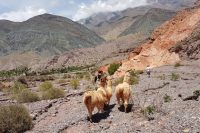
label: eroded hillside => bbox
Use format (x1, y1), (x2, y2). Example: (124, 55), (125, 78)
(115, 6), (200, 77)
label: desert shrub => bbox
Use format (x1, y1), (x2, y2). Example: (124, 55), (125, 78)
(39, 81), (65, 100)
(163, 94), (172, 103)
(129, 70), (139, 85)
(39, 81), (53, 91)
(14, 89), (40, 103)
(70, 79), (80, 89)
(11, 82), (39, 103)
(171, 73), (180, 81)
(0, 104), (33, 133)
(11, 82), (26, 94)
(108, 63), (120, 75)
(41, 88), (65, 100)
(58, 79), (67, 84)
(157, 74), (166, 80)
(142, 106), (155, 120)
(113, 76), (124, 86)
(174, 62), (182, 68)
(193, 90), (200, 96)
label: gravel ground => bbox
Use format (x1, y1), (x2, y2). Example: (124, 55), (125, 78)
(1, 60), (200, 133)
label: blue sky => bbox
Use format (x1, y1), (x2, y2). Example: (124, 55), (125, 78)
(0, 0), (147, 22)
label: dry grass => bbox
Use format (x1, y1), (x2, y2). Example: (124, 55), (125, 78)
(0, 104), (33, 133)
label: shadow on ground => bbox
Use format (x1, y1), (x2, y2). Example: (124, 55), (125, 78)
(118, 103), (133, 113)
(89, 104), (116, 123)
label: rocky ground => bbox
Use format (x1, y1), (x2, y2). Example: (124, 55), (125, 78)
(0, 60), (200, 133)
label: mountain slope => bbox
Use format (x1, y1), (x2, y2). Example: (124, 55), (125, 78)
(0, 14), (104, 57)
(170, 23), (200, 60)
(119, 8), (176, 39)
(114, 5), (200, 76)
(79, 6), (153, 40)
(147, 0), (198, 9)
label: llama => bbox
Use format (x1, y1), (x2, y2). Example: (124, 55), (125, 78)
(105, 76), (112, 105)
(83, 77), (108, 122)
(115, 72), (132, 113)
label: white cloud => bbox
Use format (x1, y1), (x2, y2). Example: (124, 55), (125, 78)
(0, 7), (47, 22)
(73, 0), (147, 21)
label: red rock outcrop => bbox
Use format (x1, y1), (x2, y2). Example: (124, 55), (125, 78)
(115, 6), (200, 77)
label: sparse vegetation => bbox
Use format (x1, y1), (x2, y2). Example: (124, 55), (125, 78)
(11, 82), (26, 94)
(174, 62), (183, 68)
(142, 106), (155, 120)
(171, 73), (180, 81)
(0, 104), (33, 133)
(157, 74), (166, 80)
(39, 81), (53, 92)
(108, 63), (120, 75)
(129, 70), (139, 85)
(14, 89), (40, 103)
(193, 90), (200, 96)
(41, 88), (65, 100)
(39, 81), (65, 100)
(11, 82), (39, 103)
(163, 94), (172, 103)
(0, 67), (29, 78)
(70, 79), (80, 89)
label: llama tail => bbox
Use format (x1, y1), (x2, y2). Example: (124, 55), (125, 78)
(84, 94), (92, 106)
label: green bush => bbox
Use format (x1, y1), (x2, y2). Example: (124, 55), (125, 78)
(70, 79), (80, 89)
(142, 106), (155, 116)
(193, 90), (200, 96)
(39, 81), (53, 91)
(163, 94), (172, 103)
(108, 63), (120, 75)
(14, 89), (40, 103)
(171, 73), (180, 81)
(0, 104), (33, 133)
(41, 88), (65, 100)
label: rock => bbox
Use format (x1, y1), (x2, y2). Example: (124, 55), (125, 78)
(183, 128), (190, 133)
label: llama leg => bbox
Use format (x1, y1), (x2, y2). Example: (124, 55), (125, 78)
(88, 106), (94, 122)
(116, 94), (121, 106)
(124, 99), (129, 113)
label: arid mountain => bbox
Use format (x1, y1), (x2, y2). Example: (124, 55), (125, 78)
(170, 23), (200, 60)
(79, 6), (153, 41)
(0, 13), (104, 57)
(119, 8), (175, 39)
(0, 14), (105, 70)
(30, 8), (176, 71)
(147, 0), (198, 9)
(114, 5), (200, 77)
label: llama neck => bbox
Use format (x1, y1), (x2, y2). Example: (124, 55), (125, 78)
(107, 80), (112, 87)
